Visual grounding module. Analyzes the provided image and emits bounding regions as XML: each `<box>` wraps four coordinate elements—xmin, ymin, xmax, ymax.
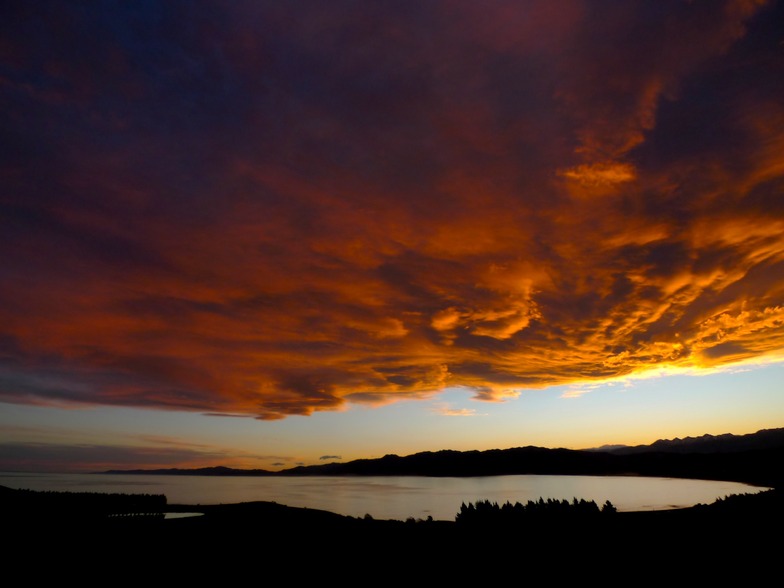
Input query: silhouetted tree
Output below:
<box><xmin>602</xmin><ymin>500</ymin><xmax>617</xmax><ymax>514</ymax></box>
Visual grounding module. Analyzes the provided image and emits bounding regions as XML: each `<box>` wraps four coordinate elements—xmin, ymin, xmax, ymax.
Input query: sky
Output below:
<box><xmin>1</xmin><ymin>1</ymin><xmax>783</xmax><ymax>473</ymax></box>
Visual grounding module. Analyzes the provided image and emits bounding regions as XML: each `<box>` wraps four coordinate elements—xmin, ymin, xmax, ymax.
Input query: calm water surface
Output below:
<box><xmin>0</xmin><ymin>472</ymin><xmax>767</xmax><ymax>521</ymax></box>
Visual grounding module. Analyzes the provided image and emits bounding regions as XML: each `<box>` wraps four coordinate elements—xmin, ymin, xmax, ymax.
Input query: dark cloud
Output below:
<box><xmin>1</xmin><ymin>1</ymin><xmax>782</xmax><ymax>418</ymax></box>
<box><xmin>319</xmin><ymin>455</ymin><xmax>342</xmax><ymax>461</ymax></box>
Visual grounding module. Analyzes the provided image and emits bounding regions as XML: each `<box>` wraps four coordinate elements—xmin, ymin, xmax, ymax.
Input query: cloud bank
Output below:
<box><xmin>1</xmin><ymin>1</ymin><xmax>782</xmax><ymax>419</ymax></box>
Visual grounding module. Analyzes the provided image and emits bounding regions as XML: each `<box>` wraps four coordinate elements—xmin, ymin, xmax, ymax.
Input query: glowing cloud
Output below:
<box><xmin>559</xmin><ymin>161</ymin><xmax>637</xmax><ymax>187</ymax></box>
<box><xmin>436</xmin><ymin>408</ymin><xmax>482</xmax><ymax>417</ymax></box>
<box><xmin>0</xmin><ymin>1</ymin><xmax>782</xmax><ymax>420</ymax></box>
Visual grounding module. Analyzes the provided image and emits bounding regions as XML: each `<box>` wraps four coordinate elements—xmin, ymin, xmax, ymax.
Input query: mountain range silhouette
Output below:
<box><xmin>105</xmin><ymin>427</ymin><xmax>784</xmax><ymax>487</ymax></box>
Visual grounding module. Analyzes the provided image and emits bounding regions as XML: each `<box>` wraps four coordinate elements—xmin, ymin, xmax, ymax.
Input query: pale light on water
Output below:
<box><xmin>0</xmin><ymin>472</ymin><xmax>767</xmax><ymax>521</ymax></box>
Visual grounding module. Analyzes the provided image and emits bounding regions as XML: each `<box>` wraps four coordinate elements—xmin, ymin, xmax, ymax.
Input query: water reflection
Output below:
<box><xmin>0</xmin><ymin>472</ymin><xmax>767</xmax><ymax>521</ymax></box>
<box><xmin>164</xmin><ymin>512</ymin><xmax>203</xmax><ymax>519</ymax></box>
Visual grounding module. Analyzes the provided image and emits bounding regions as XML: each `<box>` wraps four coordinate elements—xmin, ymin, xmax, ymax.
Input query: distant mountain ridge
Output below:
<box><xmin>102</xmin><ymin>427</ymin><xmax>784</xmax><ymax>486</ymax></box>
<box><xmin>594</xmin><ymin>427</ymin><xmax>784</xmax><ymax>455</ymax></box>
<box><xmin>105</xmin><ymin>465</ymin><xmax>274</xmax><ymax>476</ymax></box>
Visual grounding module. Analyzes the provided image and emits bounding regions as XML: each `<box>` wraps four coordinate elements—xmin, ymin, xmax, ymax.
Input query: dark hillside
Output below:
<box><xmin>279</xmin><ymin>443</ymin><xmax>784</xmax><ymax>487</ymax></box>
<box><xmin>3</xmin><ymin>485</ymin><xmax>780</xmax><ymax>582</ymax></box>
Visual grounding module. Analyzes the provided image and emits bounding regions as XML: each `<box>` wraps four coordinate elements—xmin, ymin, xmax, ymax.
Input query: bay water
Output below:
<box><xmin>0</xmin><ymin>471</ymin><xmax>766</xmax><ymax>521</ymax></box>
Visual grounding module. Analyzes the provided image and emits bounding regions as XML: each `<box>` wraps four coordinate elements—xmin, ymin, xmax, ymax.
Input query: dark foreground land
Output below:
<box><xmin>3</xmin><ymin>483</ymin><xmax>782</xmax><ymax>581</ymax></box>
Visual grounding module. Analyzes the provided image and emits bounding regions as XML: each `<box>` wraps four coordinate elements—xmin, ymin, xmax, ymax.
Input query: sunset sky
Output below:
<box><xmin>2</xmin><ymin>1</ymin><xmax>783</xmax><ymax>472</ymax></box>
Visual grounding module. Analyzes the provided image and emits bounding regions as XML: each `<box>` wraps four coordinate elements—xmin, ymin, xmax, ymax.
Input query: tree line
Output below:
<box><xmin>455</xmin><ymin>497</ymin><xmax>617</xmax><ymax>526</ymax></box>
<box><xmin>1</xmin><ymin>487</ymin><xmax>167</xmax><ymax>520</ymax></box>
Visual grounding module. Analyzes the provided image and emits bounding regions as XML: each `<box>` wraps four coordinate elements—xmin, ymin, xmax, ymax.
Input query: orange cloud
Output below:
<box><xmin>560</xmin><ymin>161</ymin><xmax>637</xmax><ymax>187</ymax></box>
<box><xmin>0</xmin><ymin>1</ymin><xmax>782</xmax><ymax>420</ymax></box>
<box><xmin>433</xmin><ymin>406</ymin><xmax>483</xmax><ymax>417</ymax></box>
